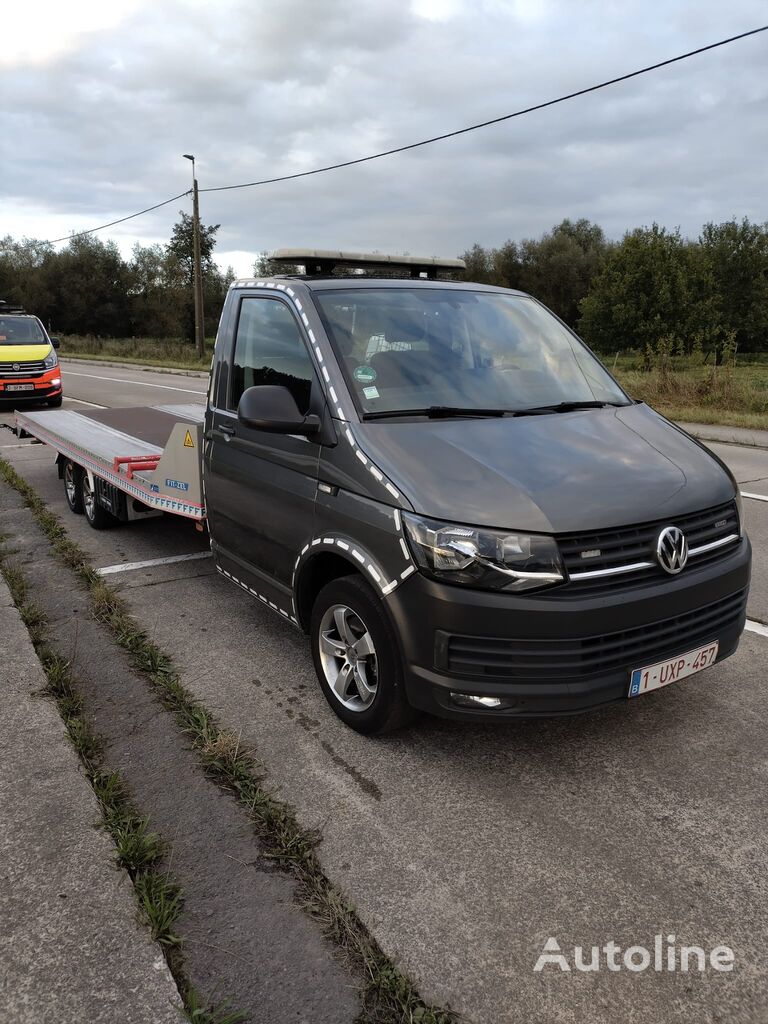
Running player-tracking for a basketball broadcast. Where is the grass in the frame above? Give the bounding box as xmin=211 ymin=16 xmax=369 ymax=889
xmin=60 ymin=334 xmax=214 ymax=370
xmin=0 ymin=455 xmax=457 ymax=1024
xmin=631 ymin=404 xmax=768 ymax=432
xmin=614 ymin=358 xmax=768 ymax=431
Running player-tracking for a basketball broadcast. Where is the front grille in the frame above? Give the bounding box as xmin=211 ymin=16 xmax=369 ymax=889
xmin=442 ymin=588 xmax=747 ymax=681
xmin=0 ymin=359 xmax=46 ymax=377
xmin=557 ymin=501 xmax=739 ymax=595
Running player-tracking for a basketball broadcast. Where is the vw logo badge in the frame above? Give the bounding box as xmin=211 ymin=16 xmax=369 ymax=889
xmin=656 ymin=526 xmax=688 ymax=575
xmin=12 ymin=363 xmax=19 ymax=371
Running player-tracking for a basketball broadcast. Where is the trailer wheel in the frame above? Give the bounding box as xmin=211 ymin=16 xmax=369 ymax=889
xmin=63 ymin=461 xmax=84 ymax=514
xmin=81 ymin=473 xmax=113 ymax=530
xmin=310 ymin=575 xmax=417 ymax=735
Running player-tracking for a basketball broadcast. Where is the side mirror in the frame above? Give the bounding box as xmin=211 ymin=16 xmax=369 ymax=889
xmin=237 ymin=385 xmax=320 ymax=436
xmin=50 ymin=337 xmax=61 ymax=349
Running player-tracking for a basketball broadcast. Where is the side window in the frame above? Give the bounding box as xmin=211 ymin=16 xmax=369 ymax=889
xmin=230 ymin=297 xmax=314 ymax=413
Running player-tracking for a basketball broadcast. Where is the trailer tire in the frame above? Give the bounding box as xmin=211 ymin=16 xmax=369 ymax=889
xmin=81 ymin=473 xmax=114 ymax=530
xmin=63 ymin=461 xmax=84 ymax=514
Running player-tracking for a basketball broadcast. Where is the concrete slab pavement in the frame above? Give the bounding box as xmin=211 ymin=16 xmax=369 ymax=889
xmin=61 ymin=357 xmax=209 ymax=379
xmin=701 ymin=442 xmax=768 ymax=498
xmin=679 ymin=422 xmax=768 ymax=451
xmin=0 ymin=574 xmax=183 ymax=1024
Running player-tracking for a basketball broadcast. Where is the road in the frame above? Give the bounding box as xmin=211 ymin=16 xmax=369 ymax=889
xmin=56 ymin=360 xmax=210 ymax=408
xmin=2 ymin=358 xmax=768 ymax=1024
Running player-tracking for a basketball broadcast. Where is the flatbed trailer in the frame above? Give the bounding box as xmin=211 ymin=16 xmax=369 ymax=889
xmin=15 ymin=404 xmax=206 ymax=526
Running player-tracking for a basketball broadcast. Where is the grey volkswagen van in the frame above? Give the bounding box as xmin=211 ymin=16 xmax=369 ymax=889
xmin=204 ymin=251 xmax=751 ymax=733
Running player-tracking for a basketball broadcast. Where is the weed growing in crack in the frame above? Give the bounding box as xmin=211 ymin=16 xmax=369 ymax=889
xmin=182 ymin=987 xmax=247 ymax=1024
xmin=134 ymin=872 xmax=183 ymax=946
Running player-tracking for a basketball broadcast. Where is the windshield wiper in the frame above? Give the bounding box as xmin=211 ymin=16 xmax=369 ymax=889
xmin=510 ymin=400 xmax=624 ymax=416
xmin=362 ymin=406 xmax=509 ymax=421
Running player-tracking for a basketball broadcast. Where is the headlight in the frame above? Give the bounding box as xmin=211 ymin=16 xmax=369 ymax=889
xmin=43 ymin=349 xmax=58 ymax=369
xmin=735 ymin=488 xmax=745 ymax=537
xmin=402 ymin=512 xmax=564 ymax=592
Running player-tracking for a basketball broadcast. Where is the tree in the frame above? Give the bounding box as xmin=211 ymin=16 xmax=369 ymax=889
xmin=460 ymin=223 xmax=607 ymax=326
xmin=128 ymin=242 xmax=184 ymax=337
xmin=489 ymin=241 xmax=522 ymax=289
xmin=166 ymin=211 xmax=222 ymax=342
xmin=460 ymin=243 xmax=494 ymax=284
xmin=699 ymin=218 xmax=768 ymax=354
xmin=514 ymin=219 xmax=609 ymax=328
xmin=0 ymin=236 xmax=57 ymax=323
xmin=167 ymin=211 xmax=220 ymax=281
xmin=578 ymin=224 xmax=693 ymax=354
xmin=46 ymin=234 xmax=133 ymax=336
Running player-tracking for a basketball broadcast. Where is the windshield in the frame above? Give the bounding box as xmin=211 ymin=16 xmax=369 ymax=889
xmin=0 ymin=316 xmax=47 ymax=344
xmin=313 ymin=288 xmax=629 ymax=416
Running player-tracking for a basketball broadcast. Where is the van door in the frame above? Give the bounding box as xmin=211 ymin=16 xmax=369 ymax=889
xmin=205 ymin=293 xmax=322 ymax=588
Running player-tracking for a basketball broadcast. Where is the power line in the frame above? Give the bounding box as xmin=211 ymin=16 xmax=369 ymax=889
xmin=45 ymin=190 xmax=190 ymax=245
xmin=200 ymin=25 xmax=768 ymax=194
xmin=42 ymin=24 xmax=767 ymax=243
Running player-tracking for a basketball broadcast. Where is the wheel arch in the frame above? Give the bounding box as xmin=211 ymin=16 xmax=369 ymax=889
xmin=293 ymin=534 xmax=403 ymax=632
xmin=294 ymin=550 xmax=362 ymax=632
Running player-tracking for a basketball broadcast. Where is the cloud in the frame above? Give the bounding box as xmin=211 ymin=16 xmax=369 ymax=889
xmin=1 ymin=0 xmax=141 ymax=68
xmin=1 ymin=0 xmax=766 ymax=276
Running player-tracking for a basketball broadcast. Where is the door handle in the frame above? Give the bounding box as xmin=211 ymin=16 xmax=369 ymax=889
xmin=219 ymin=424 xmax=236 ymax=437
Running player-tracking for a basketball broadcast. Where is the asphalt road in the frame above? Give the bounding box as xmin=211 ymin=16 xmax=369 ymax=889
xmin=56 ymin=359 xmax=210 ymax=408
xmin=2 ymin=358 xmax=768 ymax=1024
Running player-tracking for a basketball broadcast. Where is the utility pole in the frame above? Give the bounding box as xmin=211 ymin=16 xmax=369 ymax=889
xmin=183 ymin=154 xmax=205 ymax=359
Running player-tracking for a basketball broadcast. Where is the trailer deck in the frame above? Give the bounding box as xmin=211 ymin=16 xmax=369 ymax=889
xmin=15 ymin=404 xmax=206 ymax=520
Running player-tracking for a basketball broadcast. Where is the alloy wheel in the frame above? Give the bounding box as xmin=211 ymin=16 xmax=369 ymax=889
xmin=318 ymin=604 xmax=379 ymax=711
xmin=64 ymin=462 xmax=77 ymax=507
xmin=82 ymin=474 xmax=96 ymax=521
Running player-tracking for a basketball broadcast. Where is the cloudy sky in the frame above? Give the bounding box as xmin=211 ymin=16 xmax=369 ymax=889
xmin=2 ymin=0 xmax=766 ymax=276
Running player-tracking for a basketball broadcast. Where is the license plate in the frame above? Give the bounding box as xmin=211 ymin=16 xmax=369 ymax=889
xmin=5 ymin=383 xmax=35 ymax=392
xmin=629 ymin=640 xmax=719 ymax=697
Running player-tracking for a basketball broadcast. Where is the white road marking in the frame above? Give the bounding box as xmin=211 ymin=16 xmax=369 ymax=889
xmin=0 ymin=442 xmax=31 ymax=448
xmin=741 ymin=491 xmax=768 ymax=502
xmin=745 ymin=619 xmax=768 ymax=639
xmin=96 ymin=551 xmax=212 ymax=576
xmin=66 ymin=396 xmax=108 ymax=408
xmin=64 ymin=370 xmax=207 ymax=396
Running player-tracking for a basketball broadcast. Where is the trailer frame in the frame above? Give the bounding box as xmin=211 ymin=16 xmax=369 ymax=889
xmin=15 ymin=405 xmax=206 ymax=522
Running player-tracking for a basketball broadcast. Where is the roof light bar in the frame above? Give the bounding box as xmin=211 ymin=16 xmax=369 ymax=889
xmin=268 ymin=249 xmax=466 ymax=280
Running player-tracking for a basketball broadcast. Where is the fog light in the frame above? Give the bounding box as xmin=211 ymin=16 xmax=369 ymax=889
xmin=451 ymin=692 xmax=505 ymax=709
xmin=51 ymin=377 xmax=61 ymax=386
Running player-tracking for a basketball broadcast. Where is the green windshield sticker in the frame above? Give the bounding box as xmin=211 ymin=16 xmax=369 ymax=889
xmin=353 ymin=365 xmax=377 ymax=383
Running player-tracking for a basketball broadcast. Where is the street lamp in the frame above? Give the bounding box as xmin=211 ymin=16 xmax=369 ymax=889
xmin=183 ymin=154 xmax=205 ymax=359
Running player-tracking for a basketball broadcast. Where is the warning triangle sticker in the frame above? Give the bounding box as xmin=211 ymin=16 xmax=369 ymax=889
xmin=183 ymin=430 xmax=195 ymax=448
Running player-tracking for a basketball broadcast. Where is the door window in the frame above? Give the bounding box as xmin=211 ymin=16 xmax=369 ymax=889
xmin=230 ymin=297 xmax=313 ymax=413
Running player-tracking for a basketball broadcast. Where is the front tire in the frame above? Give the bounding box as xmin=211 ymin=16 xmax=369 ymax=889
xmin=47 ymin=395 xmax=63 ymax=408
xmin=63 ymin=461 xmax=84 ymax=514
xmin=81 ymin=473 xmax=114 ymax=530
xmin=310 ymin=575 xmax=417 ymax=735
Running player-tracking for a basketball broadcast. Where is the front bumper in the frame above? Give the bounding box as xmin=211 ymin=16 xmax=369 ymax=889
xmin=386 ymin=536 xmax=752 ymax=720
xmin=0 ymin=369 xmax=62 ymax=402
